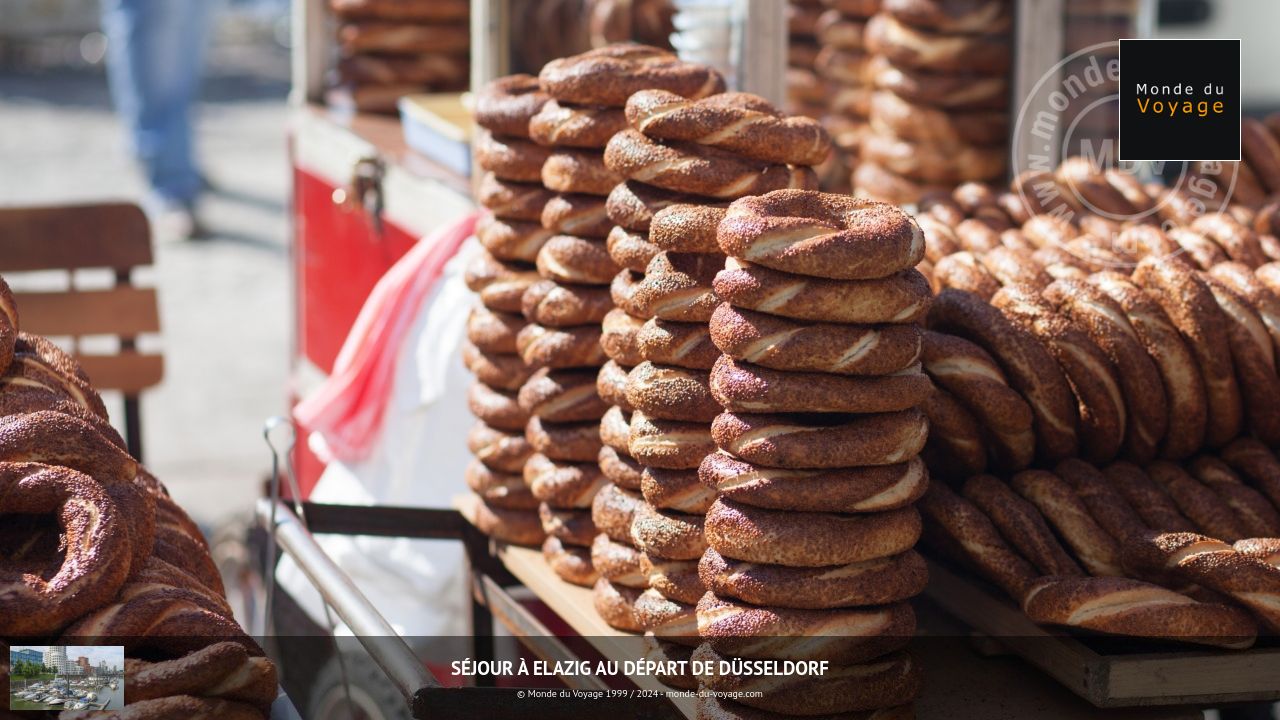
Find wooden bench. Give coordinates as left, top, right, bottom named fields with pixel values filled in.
left=0, top=202, right=164, bottom=460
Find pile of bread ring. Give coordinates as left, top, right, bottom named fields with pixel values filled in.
left=0, top=277, right=277, bottom=719
left=850, top=0, right=1012, bottom=203
left=329, top=0, right=470, bottom=114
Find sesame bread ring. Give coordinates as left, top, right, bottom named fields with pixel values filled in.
left=1021, top=575, right=1259, bottom=649
left=476, top=173, right=553, bottom=221
left=962, top=474, right=1083, bottom=577
left=1209, top=262, right=1280, bottom=359
left=814, top=46, right=873, bottom=86
left=604, top=130, right=819, bottom=199
left=467, top=422, right=533, bottom=474
left=591, top=533, right=649, bottom=588
left=981, top=246, right=1053, bottom=291
left=466, top=459, right=538, bottom=510
left=611, top=268, right=643, bottom=311
left=465, top=252, right=539, bottom=313
left=1243, top=117, right=1280, bottom=194
left=516, top=323, right=606, bottom=368
left=600, top=405, right=632, bottom=454
left=525, top=453, right=608, bottom=508
left=918, top=483, right=1039, bottom=600
left=473, top=129, right=550, bottom=182
left=700, top=547, right=928, bottom=611
left=994, top=283, right=1127, bottom=466
left=923, top=388, right=988, bottom=477
left=693, top=644, right=922, bottom=717
left=713, top=259, right=931, bottom=323
left=1054, top=459, right=1148, bottom=545
left=462, top=343, right=534, bottom=391
left=599, top=444, right=643, bottom=490
left=467, top=306, right=524, bottom=355
left=606, top=226, right=661, bottom=273
left=542, top=534, right=599, bottom=585
left=1055, top=157, right=1137, bottom=217
left=642, top=466, right=716, bottom=514
left=852, top=161, right=951, bottom=206
left=625, top=361, right=719, bottom=422
left=1192, top=213, right=1268, bottom=268
left=712, top=409, right=928, bottom=469
left=625, top=90, right=832, bottom=166
left=538, top=43, right=725, bottom=107
left=883, top=0, right=1010, bottom=32
left=716, top=190, right=924, bottom=280
left=593, top=577, right=645, bottom=631
left=536, top=235, right=618, bottom=285
left=930, top=288, right=1080, bottom=462
left=542, top=149, right=624, bottom=196
left=816, top=10, right=868, bottom=50
left=1011, top=469, right=1124, bottom=576
left=644, top=635, right=698, bottom=690
left=630, top=503, right=708, bottom=560
left=472, top=74, right=551, bottom=138
left=932, top=251, right=1001, bottom=300
left=464, top=495, right=544, bottom=546
left=1132, top=257, right=1242, bottom=448
left=1101, top=461, right=1195, bottom=533
left=865, top=13, right=1009, bottom=74
left=1188, top=455, right=1280, bottom=538
left=337, top=21, right=469, bottom=55
left=710, top=356, right=931, bottom=415
left=518, top=367, right=609, bottom=422
left=1168, top=228, right=1228, bottom=271
left=629, top=410, right=717, bottom=469
left=699, top=452, right=927, bottom=514
left=870, top=56, right=1008, bottom=110
left=706, top=498, right=921, bottom=567
left=711, top=305, right=923, bottom=376
left=636, top=317, right=720, bottom=369
left=920, top=330, right=1034, bottom=470
left=331, top=0, right=469, bottom=21
left=521, top=279, right=612, bottom=328
left=1235, top=537, right=1280, bottom=565
left=861, top=131, right=1006, bottom=183
left=634, top=588, right=699, bottom=645
left=529, top=100, right=628, bottom=149
left=592, top=483, right=645, bottom=543
left=0, top=462, right=129, bottom=636
left=1258, top=261, right=1280, bottom=299
left=467, top=383, right=527, bottom=431
left=650, top=204, right=728, bottom=255
left=605, top=180, right=694, bottom=232
left=1086, top=272, right=1206, bottom=459
left=640, top=554, right=704, bottom=604
left=629, top=252, right=722, bottom=322
left=696, top=594, right=915, bottom=665
left=476, top=214, right=552, bottom=263
left=1220, top=437, right=1280, bottom=511
left=868, top=90, right=1008, bottom=148
left=539, top=504, right=599, bottom=547
left=955, top=219, right=1002, bottom=254
left=525, top=417, right=602, bottom=462
left=601, top=309, right=646, bottom=367
left=541, top=193, right=613, bottom=238
left=916, top=215, right=961, bottom=263
left=123, top=640, right=277, bottom=707
left=1201, top=274, right=1280, bottom=445
left=1042, top=279, right=1168, bottom=465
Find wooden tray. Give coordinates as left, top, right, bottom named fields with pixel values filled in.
left=925, top=560, right=1280, bottom=708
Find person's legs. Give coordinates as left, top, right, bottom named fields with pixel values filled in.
left=101, top=0, right=214, bottom=208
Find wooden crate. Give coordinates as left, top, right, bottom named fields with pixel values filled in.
left=926, top=560, right=1280, bottom=708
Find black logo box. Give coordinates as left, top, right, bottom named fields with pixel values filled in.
left=1119, top=38, right=1241, bottom=162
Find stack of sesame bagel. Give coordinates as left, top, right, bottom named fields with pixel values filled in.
left=854, top=0, right=1012, bottom=203
left=809, top=0, right=881, bottom=193
left=693, top=190, right=930, bottom=717
left=0, top=277, right=278, bottom=719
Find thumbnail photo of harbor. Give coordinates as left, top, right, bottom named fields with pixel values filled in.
left=8, top=645, right=124, bottom=712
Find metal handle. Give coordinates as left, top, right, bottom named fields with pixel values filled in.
left=257, top=499, right=439, bottom=701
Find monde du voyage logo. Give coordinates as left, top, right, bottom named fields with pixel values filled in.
left=1119, top=38, right=1241, bottom=162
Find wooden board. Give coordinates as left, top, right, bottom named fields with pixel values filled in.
left=926, top=560, right=1280, bottom=708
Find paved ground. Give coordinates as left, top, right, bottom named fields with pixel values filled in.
left=0, top=24, right=292, bottom=527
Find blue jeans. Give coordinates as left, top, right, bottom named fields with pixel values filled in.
left=101, top=0, right=215, bottom=206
